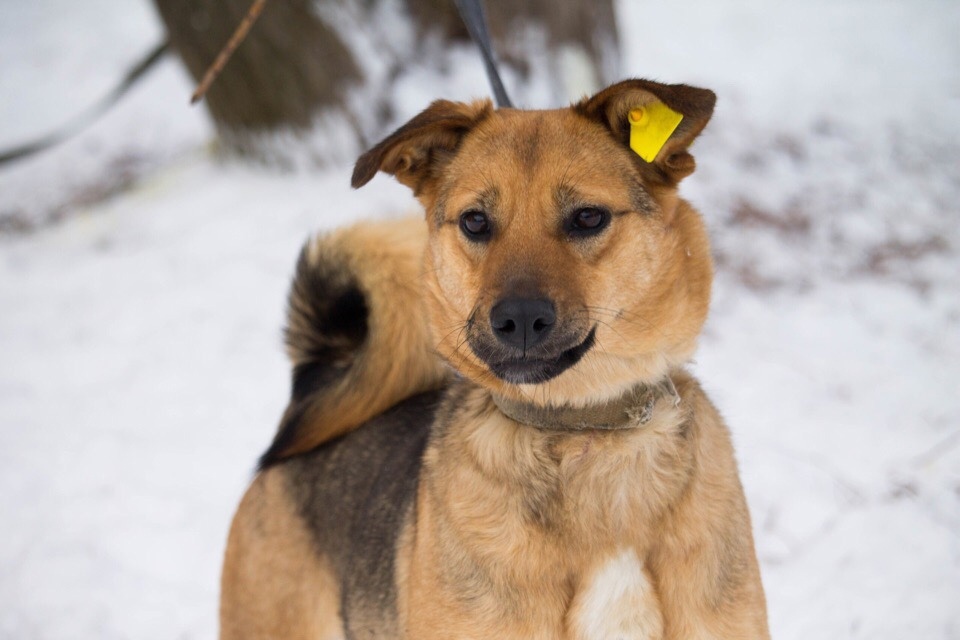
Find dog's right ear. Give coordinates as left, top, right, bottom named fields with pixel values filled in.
left=351, top=99, right=494, bottom=194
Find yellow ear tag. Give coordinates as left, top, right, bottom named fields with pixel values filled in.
left=628, top=103, right=684, bottom=162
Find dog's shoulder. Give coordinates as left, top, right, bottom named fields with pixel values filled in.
left=281, top=388, right=443, bottom=549
left=275, top=388, right=444, bottom=635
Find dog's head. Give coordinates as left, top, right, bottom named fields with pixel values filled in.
left=353, top=79, right=716, bottom=406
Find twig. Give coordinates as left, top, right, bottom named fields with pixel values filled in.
left=190, top=0, right=268, bottom=105
left=912, top=429, right=960, bottom=467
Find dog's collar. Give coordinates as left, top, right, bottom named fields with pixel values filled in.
left=491, top=376, right=681, bottom=432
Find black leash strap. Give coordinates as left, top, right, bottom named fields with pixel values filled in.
left=453, top=0, right=513, bottom=108
left=0, top=40, right=170, bottom=168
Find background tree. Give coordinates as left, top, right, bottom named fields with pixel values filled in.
left=153, top=0, right=620, bottom=163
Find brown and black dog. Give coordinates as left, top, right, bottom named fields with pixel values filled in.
left=220, top=79, right=770, bottom=639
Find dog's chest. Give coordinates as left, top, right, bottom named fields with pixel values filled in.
left=568, top=548, right=663, bottom=640
left=543, top=416, right=691, bottom=537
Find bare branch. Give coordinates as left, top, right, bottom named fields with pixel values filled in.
left=190, top=0, right=268, bottom=105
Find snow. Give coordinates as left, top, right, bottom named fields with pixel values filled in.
left=1, top=0, right=958, bottom=638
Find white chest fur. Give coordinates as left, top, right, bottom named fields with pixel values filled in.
left=569, top=548, right=664, bottom=640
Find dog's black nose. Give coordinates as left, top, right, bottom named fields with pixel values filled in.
left=490, top=298, right=556, bottom=350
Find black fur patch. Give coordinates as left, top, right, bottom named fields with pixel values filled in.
left=290, top=354, right=343, bottom=403
left=285, top=246, right=369, bottom=363
left=316, top=285, right=368, bottom=350
left=257, top=403, right=310, bottom=470
left=281, top=390, right=443, bottom=639
left=258, top=243, right=370, bottom=469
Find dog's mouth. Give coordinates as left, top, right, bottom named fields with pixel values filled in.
left=479, top=327, right=597, bottom=385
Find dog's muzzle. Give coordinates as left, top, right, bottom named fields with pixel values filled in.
left=470, top=298, right=596, bottom=384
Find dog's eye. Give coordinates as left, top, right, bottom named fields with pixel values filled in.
left=459, top=210, right=491, bottom=241
left=568, top=207, right=610, bottom=236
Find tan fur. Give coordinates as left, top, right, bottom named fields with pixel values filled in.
left=401, top=376, right=766, bottom=639
left=401, top=105, right=713, bottom=409
left=220, top=468, right=344, bottom=640
left=221, top=79, right=769, bottom=639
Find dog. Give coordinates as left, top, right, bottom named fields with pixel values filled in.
left=219, top=78, right=770, bottom=639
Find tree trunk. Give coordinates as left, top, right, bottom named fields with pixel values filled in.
left=153, top=0, right=620, bottom=162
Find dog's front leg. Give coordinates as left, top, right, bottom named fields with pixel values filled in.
left=648, top=494, right=770, bottom=638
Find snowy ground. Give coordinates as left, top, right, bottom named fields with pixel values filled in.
left=1, top=0, right=958, bottom=638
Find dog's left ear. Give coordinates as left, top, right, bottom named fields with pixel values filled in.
left=351, top=99, right=494, bottom=194
left=575, top=79, right=716, bottom=184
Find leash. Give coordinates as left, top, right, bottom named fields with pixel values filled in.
left=452, top=0, right=513, bottom=108
left=0, top=40, right=170, bottom=168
